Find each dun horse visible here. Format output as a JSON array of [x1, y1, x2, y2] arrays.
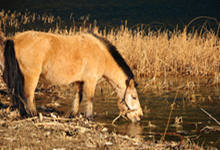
[[0, 31, 143, 122]]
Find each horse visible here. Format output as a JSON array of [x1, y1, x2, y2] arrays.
[[0, 30, 143, 122]]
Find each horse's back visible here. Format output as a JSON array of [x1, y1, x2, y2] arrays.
[[13, 31, 107, 85]]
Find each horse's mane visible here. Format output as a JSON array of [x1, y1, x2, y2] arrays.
[[90, 33, 134, 80]]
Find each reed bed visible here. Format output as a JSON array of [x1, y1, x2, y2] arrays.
[[1, 9, 219, 86], [107, 27, 220, 79]]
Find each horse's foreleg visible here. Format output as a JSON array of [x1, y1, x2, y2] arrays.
[[24, 74, 39, 116], [66, 81, 84, 117], [84, 79, 96, 119]]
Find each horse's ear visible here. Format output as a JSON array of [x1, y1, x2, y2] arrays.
[[0, 31, 6, 46], [128, 79, 137, 88], [0, 31, 5, 41]]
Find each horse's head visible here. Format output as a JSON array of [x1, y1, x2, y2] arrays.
[[118, 79, 143, 122], [0, 31, 5, 70]]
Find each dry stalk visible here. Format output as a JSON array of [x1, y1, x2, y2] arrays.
[[200, 125, 220, 132], [186, 16, 219, 29], [112, 112, 123, 125], [0, 116, 39, 125], [200, 107, 220, 126], [161, 89, 179, 141], [112, 109, 135, 125], [34, 121, 65, 127]]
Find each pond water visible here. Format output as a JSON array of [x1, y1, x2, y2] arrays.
[[86, 84, 220, 148], [36, 81, 220, 149]]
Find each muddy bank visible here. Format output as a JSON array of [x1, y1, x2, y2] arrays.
[[0, 109, 205, 150]]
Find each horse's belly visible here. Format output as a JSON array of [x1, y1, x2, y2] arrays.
[[41, 60, 86, 85], [41, 72, 82, 85], [41, 69, 83, 85]]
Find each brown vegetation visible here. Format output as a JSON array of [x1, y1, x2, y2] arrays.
[[1, 9, 219, 87]]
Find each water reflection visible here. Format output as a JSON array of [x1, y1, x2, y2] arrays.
[[118, 123, 143, 140]]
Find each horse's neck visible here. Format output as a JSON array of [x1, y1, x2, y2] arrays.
[[104, 59, 127, 98]]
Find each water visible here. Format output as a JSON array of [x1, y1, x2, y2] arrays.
[[92, 85, 220, 148], [35, 81, 220, 148]]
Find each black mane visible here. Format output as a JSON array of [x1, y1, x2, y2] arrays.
[[91, 33, 134, 80]]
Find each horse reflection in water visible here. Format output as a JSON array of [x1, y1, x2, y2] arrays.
[[0, 31, 143, 122], [119, 123, 143, 139]]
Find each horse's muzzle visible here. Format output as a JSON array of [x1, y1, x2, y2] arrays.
[[127, 109, 143, 122]]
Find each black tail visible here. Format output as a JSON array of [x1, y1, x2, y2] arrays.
[[3, 40, 27, 116]]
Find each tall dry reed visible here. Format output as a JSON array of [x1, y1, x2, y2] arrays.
[[105, 26, 220, 80], [1, 9, 219, 85]]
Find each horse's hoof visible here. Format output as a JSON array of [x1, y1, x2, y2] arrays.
[[86, 115, 95, 121], [68, 113, 76, 119], [29, 110, 38, 117]]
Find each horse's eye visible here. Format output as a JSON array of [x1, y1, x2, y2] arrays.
[[132, 96, 136, 100]]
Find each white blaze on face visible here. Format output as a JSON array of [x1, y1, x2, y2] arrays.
[[0, 31, 5, 70], [126, 94, 139, 110], [125, 89, 143, 122]]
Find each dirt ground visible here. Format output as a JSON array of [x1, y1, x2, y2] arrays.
[[0, 109, 205, 150]]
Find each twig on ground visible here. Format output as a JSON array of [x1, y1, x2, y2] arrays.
[[11, 116, 38, 123], [200, 126, 220, 132]]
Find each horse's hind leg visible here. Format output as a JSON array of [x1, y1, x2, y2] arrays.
[[23, 74, 40, 116], [65, 81, 84, 117]]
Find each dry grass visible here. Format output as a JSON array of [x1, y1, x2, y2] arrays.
[[1, 9, 220, 86]]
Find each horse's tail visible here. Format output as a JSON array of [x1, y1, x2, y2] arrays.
[[3, 39, 27, 116]]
